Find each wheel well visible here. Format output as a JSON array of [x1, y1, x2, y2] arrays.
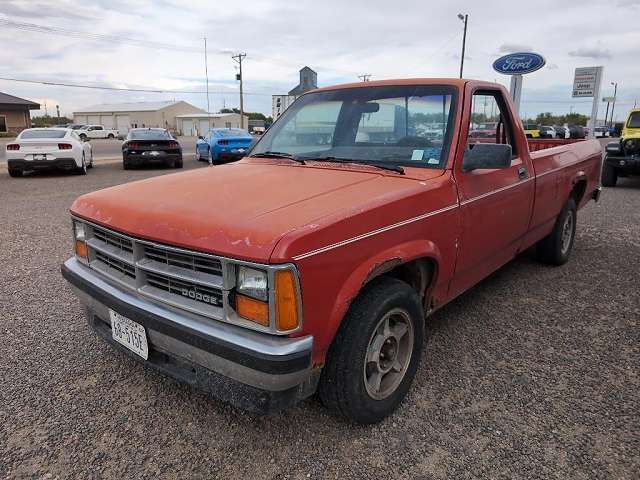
[[571, 180, 587, 204], [364, 257, 436, 308]]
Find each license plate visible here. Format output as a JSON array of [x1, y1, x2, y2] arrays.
[[33, 154, 46, 161], [109, 310, 149, 359]]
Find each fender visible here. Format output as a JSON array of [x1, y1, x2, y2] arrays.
[[321, 239, 443, 356]]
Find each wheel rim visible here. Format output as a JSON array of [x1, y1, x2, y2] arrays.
[[363, 308, 414, 400], [561, 210, 574, 254]]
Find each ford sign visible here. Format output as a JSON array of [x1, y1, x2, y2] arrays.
[[492, 52, 546, 75]]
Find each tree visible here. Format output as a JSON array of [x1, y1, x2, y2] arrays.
[[31, 115, 72, 127]]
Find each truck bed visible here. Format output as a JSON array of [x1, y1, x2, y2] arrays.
[[527, 138, 585, 152]]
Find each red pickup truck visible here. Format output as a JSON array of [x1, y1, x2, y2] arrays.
[[62, 79, 602, 423]]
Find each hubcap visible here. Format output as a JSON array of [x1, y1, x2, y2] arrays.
[[561, 211, 574, 254], [363, 308, 414, 400]]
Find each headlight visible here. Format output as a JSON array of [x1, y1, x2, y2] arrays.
[[73, 220, 88, 259], [236, 266, 268, 301]]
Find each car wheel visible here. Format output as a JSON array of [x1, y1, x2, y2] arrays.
[[87, 151, 94, 169], [108, 134, 114, 139], [175, 157, 183, 168], [601, 160, 618, 187], [79, 134, 87, 141], [8, 168, 22, 178], [318, 277, 425, 424], [123, 156, 132, 170], [536, 197, 577, 266]]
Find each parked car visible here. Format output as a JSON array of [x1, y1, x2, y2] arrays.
[[522, 123, 540, 138], [554, 125, 570, 139], [469, 122, 498, 138], [196, 128, 253, 164], [6, 128, 92, 177], [122, 128, 183, 169], [568, 125, 586, 139], [602, 108, 640, 186], [76, 125, 119, 140], [594, 126, 610, 138], [538, 126, 556, 139], [62, 79, 602, 424]]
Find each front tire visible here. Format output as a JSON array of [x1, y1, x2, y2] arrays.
[[536, 198, 577, 265], [601, 160, 618, 187], [319, 277, 425, 424]]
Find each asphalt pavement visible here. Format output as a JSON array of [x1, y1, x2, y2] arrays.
[[0, 156, 638, 479]]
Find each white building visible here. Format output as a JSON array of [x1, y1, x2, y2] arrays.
[[73, 101, 205, 134], [176, 113, 249, 137], [272, 66, 318, 120]]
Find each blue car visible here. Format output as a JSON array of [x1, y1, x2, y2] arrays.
[[196, 128, 254, 164]]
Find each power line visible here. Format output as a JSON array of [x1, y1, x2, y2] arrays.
[[0, 76, 272, 95]]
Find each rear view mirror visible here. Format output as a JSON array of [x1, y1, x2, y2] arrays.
[[356, 102, 380, 113], [462, 143, 512, 171]]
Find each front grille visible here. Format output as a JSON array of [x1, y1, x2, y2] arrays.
[[86, 224, 225, 319]]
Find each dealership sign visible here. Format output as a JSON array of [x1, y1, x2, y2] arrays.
[[492, 52, 546, 75], [572, 67, 602, 98]]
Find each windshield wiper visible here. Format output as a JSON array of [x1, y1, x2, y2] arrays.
[[249, 151, 305, 164], [300, 156, 405, 175]]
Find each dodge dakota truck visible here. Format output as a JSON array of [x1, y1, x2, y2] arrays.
[[61, 79, 602, 424]]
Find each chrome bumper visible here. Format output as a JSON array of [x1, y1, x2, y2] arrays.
[[62, 258, 315, 396]]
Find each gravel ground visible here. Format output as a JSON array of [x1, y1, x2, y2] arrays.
[[0, 157, 638, 479]]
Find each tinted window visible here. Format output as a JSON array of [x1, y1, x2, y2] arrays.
[[627, 112, 640, 128], [215, 129, 249, 137], [0, 116, 6, 133], [20, 129, 67, 139], [128, 129, 171, 140]]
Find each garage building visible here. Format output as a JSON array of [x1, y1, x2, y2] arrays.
[[73, 101, 205, 134], [0, 92, 40, 135], [176, 113, 249, 137]]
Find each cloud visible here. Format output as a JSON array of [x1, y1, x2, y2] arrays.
[[0, 1, 94, 20], [498, 43, 533, 53], [616, 0, 640, 6], [568, 47, 612, 59]]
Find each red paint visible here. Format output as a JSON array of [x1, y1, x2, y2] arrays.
[[70, 79, 603, 366]]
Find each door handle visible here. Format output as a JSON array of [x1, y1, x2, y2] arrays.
[[518, 167, 527, 180]]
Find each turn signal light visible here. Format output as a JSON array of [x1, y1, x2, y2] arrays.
[[75, 240, 88, 258], [236, 294, 269, 326], [6, 144, 19, 151], [275, 270, 299, 331]]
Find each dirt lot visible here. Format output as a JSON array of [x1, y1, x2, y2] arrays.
[[0, 158, 638, 479]]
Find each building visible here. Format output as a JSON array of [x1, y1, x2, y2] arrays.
[[0, 92, 40, 135], [175, 113, 249, 136], [272, 66, 318, 120], [73, 100, 205, 134]]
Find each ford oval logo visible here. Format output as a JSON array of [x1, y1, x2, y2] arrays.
[[492, 52, 546, 75]]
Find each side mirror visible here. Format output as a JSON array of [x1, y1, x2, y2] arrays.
[[462, 143, 512, 171], [198, 136, 205, 140]]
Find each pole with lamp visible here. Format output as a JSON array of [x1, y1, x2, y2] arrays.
[[609, 82, 617, 127], [457, 13, 468, 79]]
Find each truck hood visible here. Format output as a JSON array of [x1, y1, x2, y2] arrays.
[[71, 161, 443, 262]]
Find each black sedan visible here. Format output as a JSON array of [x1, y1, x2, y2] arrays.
[[122, 128, 183, 169]]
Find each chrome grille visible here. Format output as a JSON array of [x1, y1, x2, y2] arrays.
[[86, 224, 225, 320]]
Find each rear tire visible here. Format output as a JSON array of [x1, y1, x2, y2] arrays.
[[8, 168, 22, 178], [318, 277, 425, 424], [601, 160, 618, 187], [175, 157, 183, 168], [108, 134, 114, 139], [536, 198, 577, 265], [123, 156, 132, 170], [77, 154, 87, 175]]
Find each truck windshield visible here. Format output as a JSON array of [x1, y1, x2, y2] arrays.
[[627, 112, 640, 128], [252, 85, 457, 169]]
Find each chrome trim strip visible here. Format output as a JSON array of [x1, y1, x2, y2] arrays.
[[292, 203, 459, 261]]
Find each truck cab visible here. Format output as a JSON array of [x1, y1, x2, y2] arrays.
[[603, 108, 640, 186]]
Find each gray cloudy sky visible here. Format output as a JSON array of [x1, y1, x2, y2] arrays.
[[1, 0, 639, 120]]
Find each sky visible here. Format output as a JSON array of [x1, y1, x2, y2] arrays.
[[1, 0, 639, 121]]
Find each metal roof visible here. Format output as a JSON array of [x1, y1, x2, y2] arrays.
[[0, 92, 40, 109], [73, 100, 181, 113], [175, 113, 239, 118]]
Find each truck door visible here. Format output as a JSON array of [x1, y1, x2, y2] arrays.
[[450, 87, 535, 298]]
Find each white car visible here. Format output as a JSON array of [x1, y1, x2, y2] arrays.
[[6, 128, 93, 177], [594, 126, 610, 138], [76, 125, 119, 140]]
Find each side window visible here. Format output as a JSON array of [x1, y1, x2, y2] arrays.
[[468, 92, 517, 155], [96, 126, 103, 131]]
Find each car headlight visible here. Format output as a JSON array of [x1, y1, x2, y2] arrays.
[[73, 220, 88, 259], [236, 266, 268, 301]]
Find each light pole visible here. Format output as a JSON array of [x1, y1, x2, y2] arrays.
[[457, 13, 468, 79], [609, 82, 617, 127]]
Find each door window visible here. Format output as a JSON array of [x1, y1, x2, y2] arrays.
[[468, 92, 517, 155]]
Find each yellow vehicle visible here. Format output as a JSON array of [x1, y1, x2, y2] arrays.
[[603, 108, 640, 187], [522, 123, 540, 138]]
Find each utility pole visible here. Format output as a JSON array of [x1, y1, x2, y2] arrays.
[[232, 53, 247, 129], [609, 82, 617, 127], [204, 37, 212, 134], [358, 74, 372, 82], [457, 13, 468, 79], [56, 104, 60, 120]]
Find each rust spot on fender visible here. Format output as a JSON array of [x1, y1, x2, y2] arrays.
[[364, 258, 402, 285]]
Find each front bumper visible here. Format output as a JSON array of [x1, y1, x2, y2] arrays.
[[8, 158, 77, 171], [605, 154, 640, 173], [61, 258, 317, 413]]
